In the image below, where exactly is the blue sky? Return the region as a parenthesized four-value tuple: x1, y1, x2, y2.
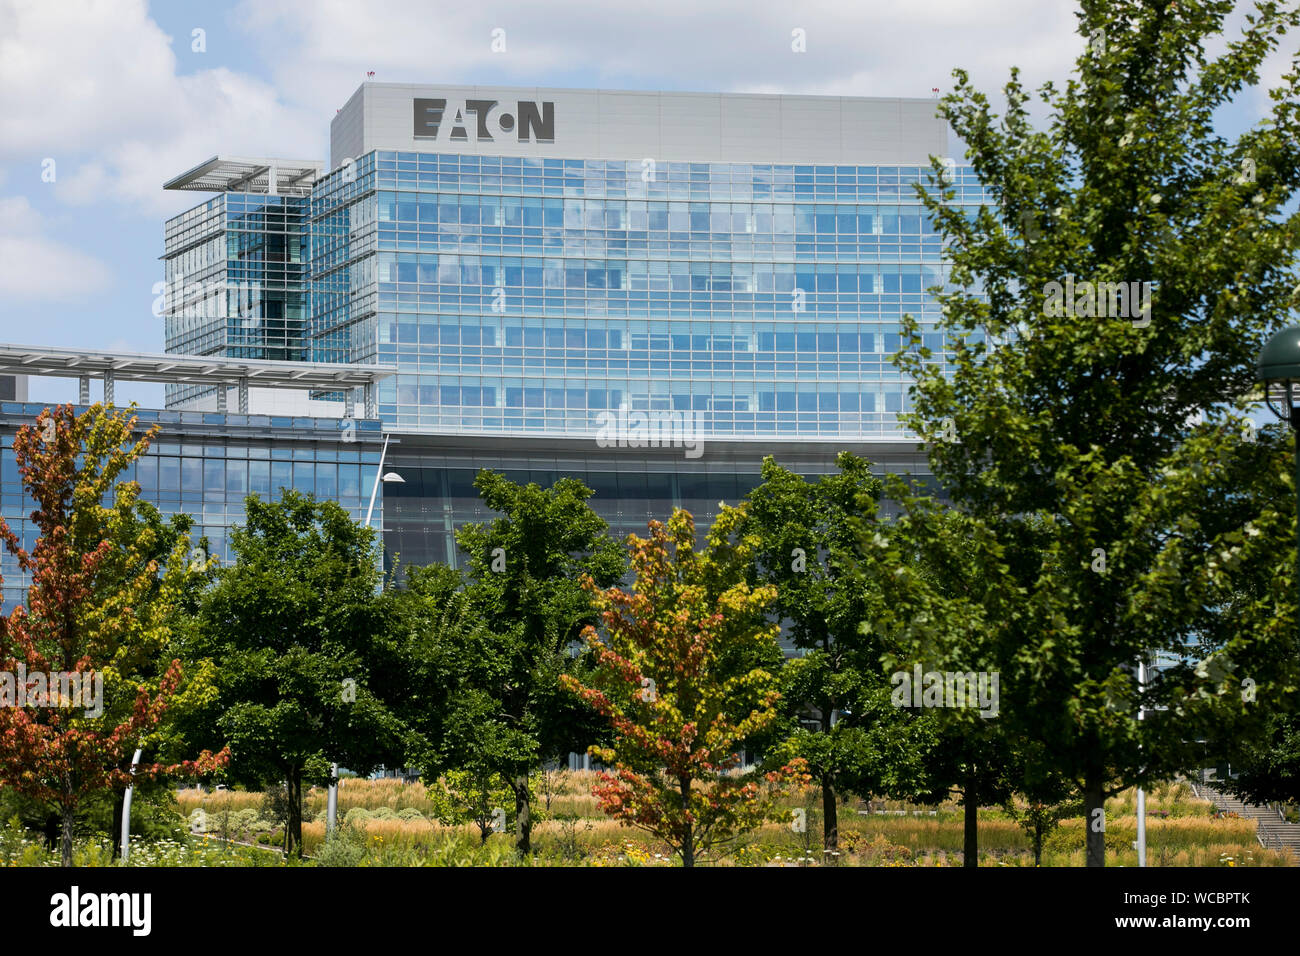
(0, 0, 1288, 407)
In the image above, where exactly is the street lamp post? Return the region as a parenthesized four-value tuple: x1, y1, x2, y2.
(1256, 325, 1300, 634)
(364, 434, 405, 529)
(119, 746, 143, 862)
(1136, 659, 1146, 867)
(326, 433, 404, 839)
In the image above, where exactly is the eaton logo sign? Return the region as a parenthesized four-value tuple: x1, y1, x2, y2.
(413, 98, 554, 144)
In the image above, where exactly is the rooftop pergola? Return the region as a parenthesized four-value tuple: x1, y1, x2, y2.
(0, 343, 394, 416)
(163, 156, 323, 196)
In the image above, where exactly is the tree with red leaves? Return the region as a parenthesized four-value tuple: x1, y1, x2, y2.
(0, 404, 226, 866)
(562, 506, 808, 867)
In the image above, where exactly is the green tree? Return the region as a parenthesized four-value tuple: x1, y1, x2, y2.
(900, 0, 1300, 865)
(408, 470, 625, 854)
(563, 507, 808, 867)
(1000, 737, 1082, 868)
(856, 488, 1019, 866)
(1158, 420, 1300, 811)
(427, 769, 515, 844)
(1221, 709, 1300, 808)
(741, 452, 926, 859)
(191, 490, 410, 857)
(0, 404, 225, 866)
(97, 500, 219, 857)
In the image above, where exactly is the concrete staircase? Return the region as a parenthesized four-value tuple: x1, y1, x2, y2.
(1189, 781, 1300, 862)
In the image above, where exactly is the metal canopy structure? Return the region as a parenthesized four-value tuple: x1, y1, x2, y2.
(163, 156, 323, 196)
(0, 343, 394, 416)
(0, 344, 392, 390)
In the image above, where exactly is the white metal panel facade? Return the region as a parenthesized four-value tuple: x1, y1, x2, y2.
(329, 83, 947, 169)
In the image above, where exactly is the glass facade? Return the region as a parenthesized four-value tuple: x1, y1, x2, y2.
(162, 194, 311, 407)
(0, 403, 931, 602)
(383, 435, 935, 573)
(130, 90, 964, 584)
(303, 151, 988, 437)
(0, 404, 383, 609)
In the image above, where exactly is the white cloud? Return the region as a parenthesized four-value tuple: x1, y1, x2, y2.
(233, 0, 1288, 156)
(0, 0, 321, 214)
(0, 0, 1284, 222)
(234, 0, 1082, 118)
(0, 195, 41, 233)
(0, 196, 113, 303)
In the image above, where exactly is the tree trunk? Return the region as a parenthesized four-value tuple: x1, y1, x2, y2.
(1085, 774, 1106, 867)
(680, 777, 694, 868)
(513, 775, 532, 855)
(1033, 823, 1044, 867)
(110, 786, 125, 858)
(42, 813, 60, 852)
(819, 693, 838, 862)
(822, 776, 838, 862)
(963, 776, 978, 868)
(60, 772, 75, 867)
(59, 807, 75, 867)
(287, 771, 303, 859)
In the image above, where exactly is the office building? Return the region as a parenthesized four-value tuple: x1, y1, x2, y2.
(8, 84, 982, 580)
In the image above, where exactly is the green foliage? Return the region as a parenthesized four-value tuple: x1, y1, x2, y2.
(261, 781, 315, 828)
(0, 403, 226, 866)
(1004, 792, 1084, 866)
(189, 805, 280, 838)
(426, 769, 513, 842)
(1221, 708, 1300, 806)
(400, 470, 625, 854)
(886, 0, 1300, 865)
(190, 490, 410, 856)
(563, 506, 807, 867)
(741, 452, 939, 852)
(851, 492, 1024, 865)
(342, 807, 373, 827)
(314, 820, 367, 866)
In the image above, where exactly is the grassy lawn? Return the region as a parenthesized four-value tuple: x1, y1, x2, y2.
(3, 774, 1291, 867)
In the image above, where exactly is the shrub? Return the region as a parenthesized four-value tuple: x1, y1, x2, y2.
(860, 833, 913, 866)
(314, 823, 367, 867)
(344, 808, 371, 827)
(234, 808, 261, 830)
